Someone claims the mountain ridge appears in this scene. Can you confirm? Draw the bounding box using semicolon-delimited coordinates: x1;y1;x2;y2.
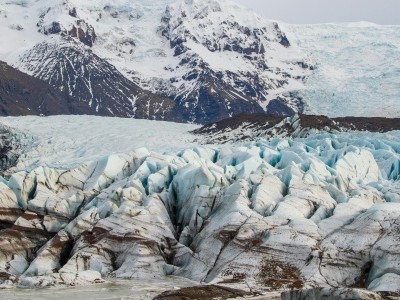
193;113;400;143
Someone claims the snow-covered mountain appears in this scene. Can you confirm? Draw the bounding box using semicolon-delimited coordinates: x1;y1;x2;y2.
0;0;399;122
0;0;311;123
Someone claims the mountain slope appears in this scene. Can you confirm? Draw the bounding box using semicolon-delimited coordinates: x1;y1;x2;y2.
154;0;310;122
0;60;90;116
19;37;175;119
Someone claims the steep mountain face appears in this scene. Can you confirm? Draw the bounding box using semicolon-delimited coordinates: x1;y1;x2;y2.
154;0;310;123
0;0;311;123
1;1;398;122
19;37;175;119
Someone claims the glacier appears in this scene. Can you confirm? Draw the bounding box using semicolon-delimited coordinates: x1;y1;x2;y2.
285;22;400;118
0;117;399;295
0;115;199;172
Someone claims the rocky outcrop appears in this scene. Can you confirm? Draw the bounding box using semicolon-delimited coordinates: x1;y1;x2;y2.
40;19;97;47
193;114;400;144
0;133;399;292
66;20;96;47
40;22;62;35
37;3;96;47
153;285;255;299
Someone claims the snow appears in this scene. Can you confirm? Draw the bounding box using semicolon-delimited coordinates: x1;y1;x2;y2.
0;115;200;171
0;0;400;295
284;22;400;118
0;0;48;63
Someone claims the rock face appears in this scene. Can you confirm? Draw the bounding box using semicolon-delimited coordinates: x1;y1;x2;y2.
1;2;399;122
0;0;311;123
0;131;399;292
155;0;309;123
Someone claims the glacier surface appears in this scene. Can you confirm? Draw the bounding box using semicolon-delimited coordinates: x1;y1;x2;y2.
0;115;199;172
0;117;399;294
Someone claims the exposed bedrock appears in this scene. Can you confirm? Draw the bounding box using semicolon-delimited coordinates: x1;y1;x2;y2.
0;136;399;293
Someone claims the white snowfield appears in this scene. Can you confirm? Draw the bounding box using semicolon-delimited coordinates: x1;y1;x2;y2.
0;116;399;295
0;115;200;171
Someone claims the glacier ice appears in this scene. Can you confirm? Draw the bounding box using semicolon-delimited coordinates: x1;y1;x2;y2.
0;128;399;294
